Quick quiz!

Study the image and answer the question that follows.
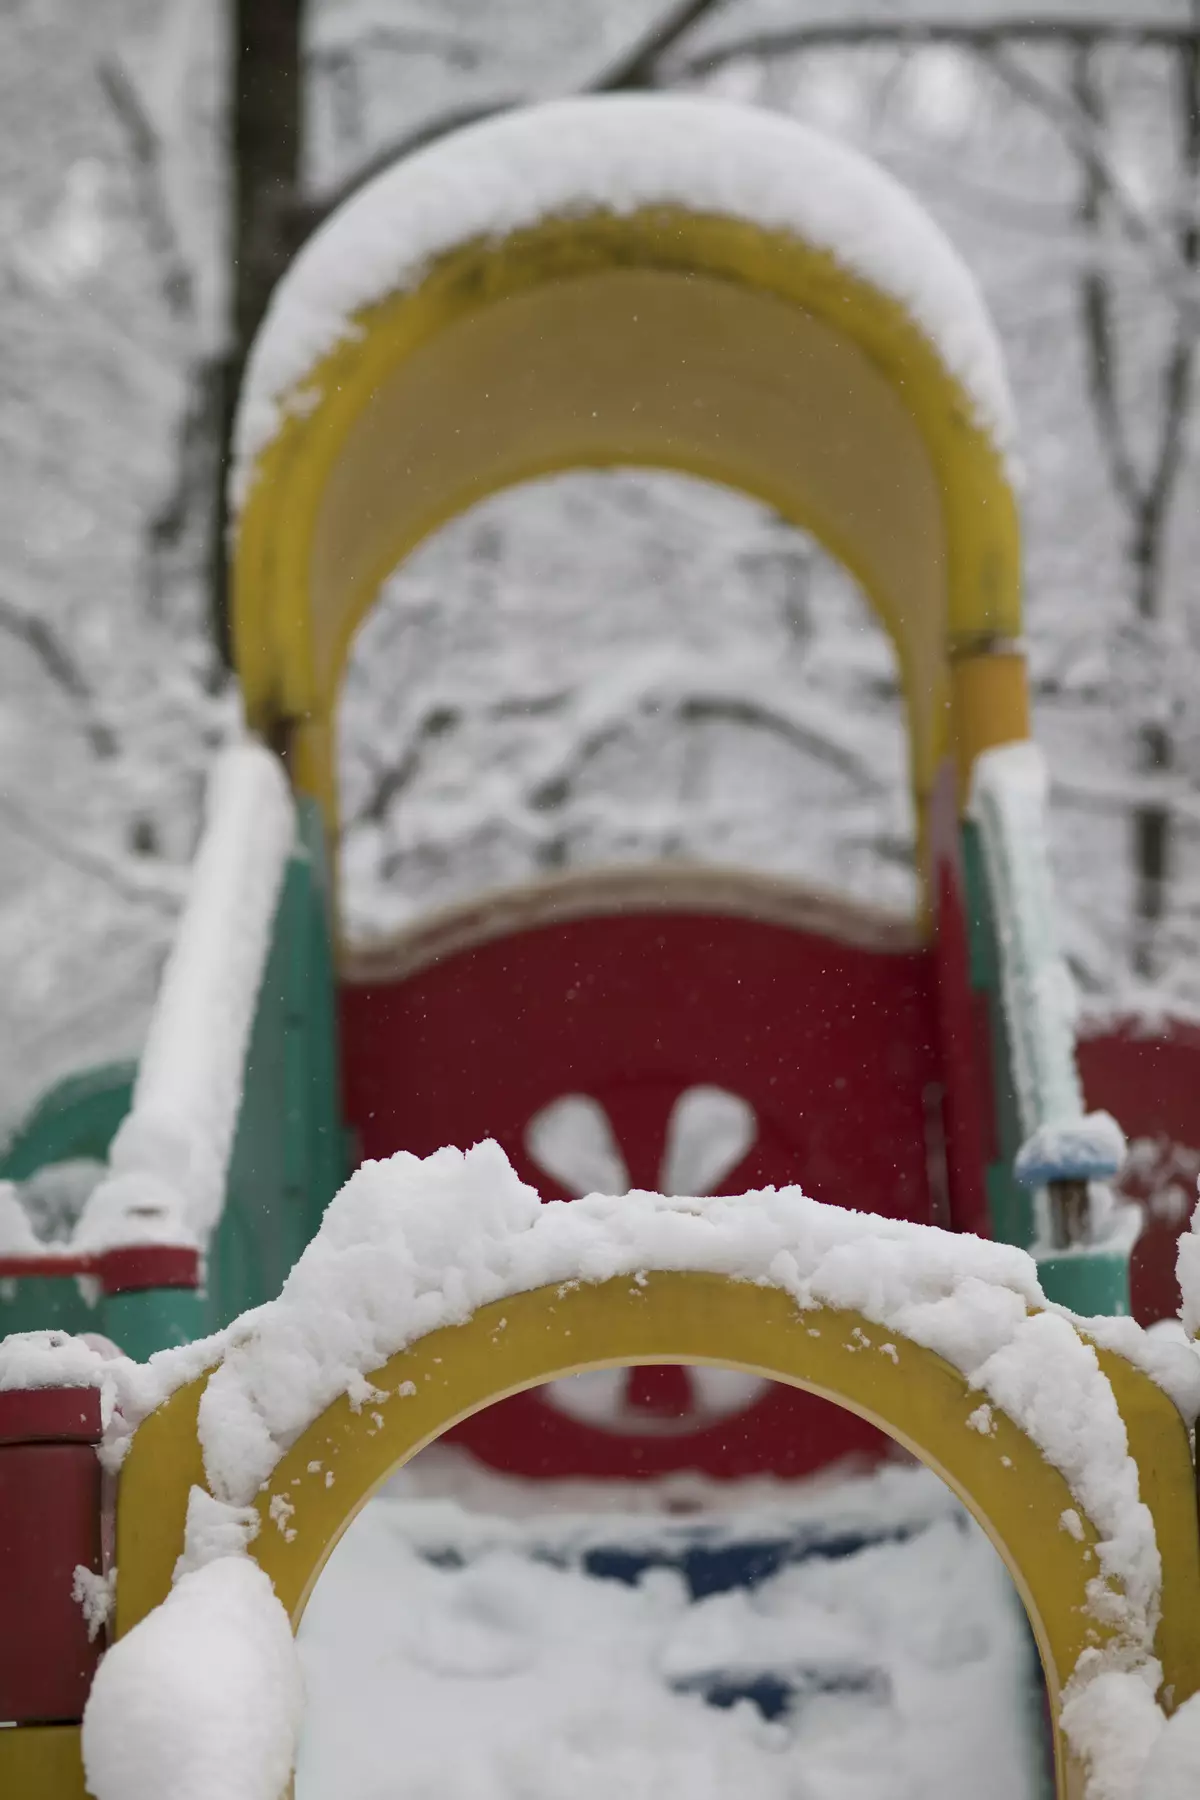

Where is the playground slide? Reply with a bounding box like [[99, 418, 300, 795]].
[[3, 92, 1200, 1800]]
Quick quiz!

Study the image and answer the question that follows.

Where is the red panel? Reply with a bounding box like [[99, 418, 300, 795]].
[[0, 1442, 102, 1722], [1078, 1020, 1200, 1325], [449, 1380, 906, 1482], [340, 908, 940, 1480], [99, 1244, 200, 1294], [0, 1388, 101, 1447], [0, 1245, 199, 1290], [342, 912, 939, 1218], [927, 762, 992, 1238]]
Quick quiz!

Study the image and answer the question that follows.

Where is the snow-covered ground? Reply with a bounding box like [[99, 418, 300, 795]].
[[296, 1446, 1044, 1800]]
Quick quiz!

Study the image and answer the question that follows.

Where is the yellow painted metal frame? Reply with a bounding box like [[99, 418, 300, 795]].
[[232, 205, 1027, 902], [104, 1272, 1200, 1800]]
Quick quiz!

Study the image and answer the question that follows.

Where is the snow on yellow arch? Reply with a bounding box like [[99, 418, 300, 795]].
[[113, 1272, 1200, 1800], [230, 95, 1029, 885]]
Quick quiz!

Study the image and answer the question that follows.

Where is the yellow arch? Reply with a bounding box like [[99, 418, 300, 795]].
[[233, 173, 1028, 900], [113, 1274, 1200, 1800]]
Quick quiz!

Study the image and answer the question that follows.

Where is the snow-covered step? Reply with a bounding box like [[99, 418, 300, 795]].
[[296, 1457, 1046, 1800]]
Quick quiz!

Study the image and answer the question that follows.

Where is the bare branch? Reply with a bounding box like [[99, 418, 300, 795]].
[[983, 41, 1188, 296], [308, 25, 487, 79], [297, 0, 731, 233], [673, 15, 1200, 81], [1132, 32, 1200, 622], [0, 790, 183, 912], [144, 353, 225, 620], [96, 55, 195, 323], [1068, 43, 1145, 518], [0, 597, 118, 758], [589, 0, 730, 92]]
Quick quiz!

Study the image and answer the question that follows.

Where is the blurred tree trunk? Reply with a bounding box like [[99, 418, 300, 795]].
[[212, 0, 303, 660], [1071, 34, 1200, 981]]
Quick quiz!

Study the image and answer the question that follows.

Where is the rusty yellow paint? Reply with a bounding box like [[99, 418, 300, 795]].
[[231, 207, 1023, 902], [112, 1369, 211, 1640], [950, 648, 1032, 804], [109, 1273, 1200, 1800], [0, 1725, 91, 1800], [1089, 1339, 1200, 1717]]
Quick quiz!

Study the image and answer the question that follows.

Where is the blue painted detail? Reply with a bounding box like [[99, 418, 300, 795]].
[[581, 1522, 930, 1599], [689, 1675, 795, 1721]]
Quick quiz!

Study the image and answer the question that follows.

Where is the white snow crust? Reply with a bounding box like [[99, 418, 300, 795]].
[[72, 741, 294, 1254], [233, 94, 1014, 509]]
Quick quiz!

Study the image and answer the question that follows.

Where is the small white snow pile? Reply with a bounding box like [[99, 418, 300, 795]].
[[82, 1557, 302, 1800], [233, 93, 1014, 507], [71, 741, 294, 1256]]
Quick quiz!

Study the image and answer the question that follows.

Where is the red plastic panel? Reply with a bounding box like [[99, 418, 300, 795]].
[[0, 1245, 199, 1291], [340, 908, 940, 1479], [0, 1442, 102, 1722], [1078, 1020, 1200, 1325], [927, 762, 992, 1238], [0, 1388, 101, 1447], [341, 911, 939, 1216]]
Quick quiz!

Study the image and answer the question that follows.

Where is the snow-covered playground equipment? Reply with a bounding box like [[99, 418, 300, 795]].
[[3, 93, 1200, 1800]]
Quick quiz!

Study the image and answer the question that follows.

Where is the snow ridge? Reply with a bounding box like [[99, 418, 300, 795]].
[[72, 741, 295, 1254], [233, 94, 1015, 509]]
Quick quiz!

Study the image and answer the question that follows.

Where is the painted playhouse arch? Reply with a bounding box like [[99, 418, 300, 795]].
[[107, 1264, 1200, 1800], [232, 95, 1028, 874]]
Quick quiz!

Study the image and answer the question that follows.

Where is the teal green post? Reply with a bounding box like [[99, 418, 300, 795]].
[[960, 820, 1131, 1317], [1, 799, 347, 1355]]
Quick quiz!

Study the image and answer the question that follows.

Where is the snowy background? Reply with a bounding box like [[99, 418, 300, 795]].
[[2, 0, 1200, 1131]]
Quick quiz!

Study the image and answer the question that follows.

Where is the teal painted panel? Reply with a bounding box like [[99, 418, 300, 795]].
[[0, 1275, 94, 1336], [962, 821, 1029, 1250], [205, 797, 345, 1331], [1036, 1251, 1131, 1318], [102, 1285, 207, 1358], [0, 1063, 135, 1181]]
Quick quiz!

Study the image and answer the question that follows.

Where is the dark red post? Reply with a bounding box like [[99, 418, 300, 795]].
[[0, 1386, 104, 1723]]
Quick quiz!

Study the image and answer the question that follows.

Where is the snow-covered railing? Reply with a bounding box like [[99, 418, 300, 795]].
[[969, 743, 1125, 1248], [69, 742, 296, 1257]]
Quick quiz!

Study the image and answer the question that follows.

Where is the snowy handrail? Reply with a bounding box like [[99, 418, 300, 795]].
[[72, 742, 296, 1254], [968, 743, 1125, 1226]]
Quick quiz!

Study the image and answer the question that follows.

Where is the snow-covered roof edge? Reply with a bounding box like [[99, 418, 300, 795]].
[[232, 94, 1015, 510]]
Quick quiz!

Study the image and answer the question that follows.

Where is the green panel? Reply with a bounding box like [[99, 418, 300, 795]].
[[1036, 1251, 1131, 1318], [0, 1275, 94, 1336], [101, 1285, 208, 1358], [2, 1066, 132, 1341], [205, 797, 346, 1331], [961, 821, 1030, 1250], [0, 1063, 135, 1181]]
